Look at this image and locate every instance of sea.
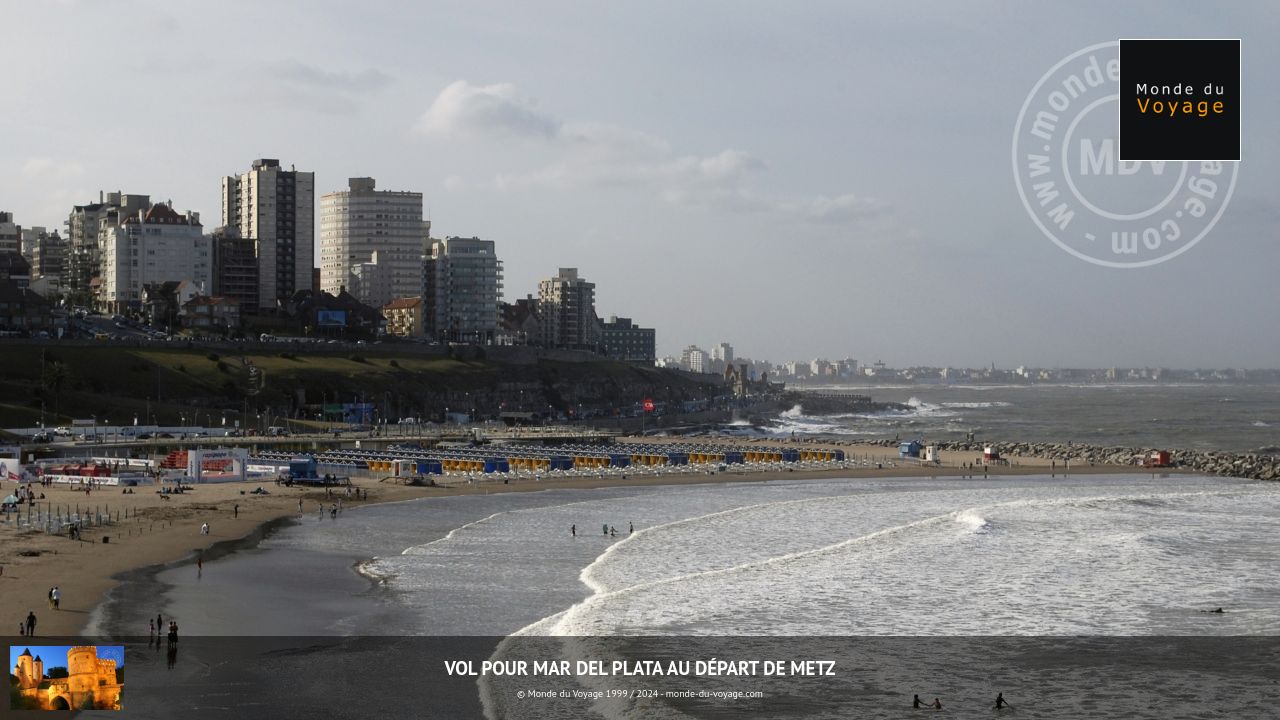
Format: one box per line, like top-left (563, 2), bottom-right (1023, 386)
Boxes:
top-left (92, 383), bottom-right (1280, 718)
top-left (751, 382), bottom-right (1280, 453)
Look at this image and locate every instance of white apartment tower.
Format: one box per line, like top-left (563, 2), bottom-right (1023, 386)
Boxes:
top-left (221, 159), bottom-right (315, 311)
top-left (99, 203), bottom-right (211, 313)
top-left (319, 177), bottom-right (427, 309)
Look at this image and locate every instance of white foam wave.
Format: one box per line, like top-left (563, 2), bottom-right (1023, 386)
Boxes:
top-left (954, 508), bottom-right (994, 533)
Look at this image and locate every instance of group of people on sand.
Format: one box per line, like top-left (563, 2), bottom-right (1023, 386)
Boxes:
top-left (913, 692), bottom-right (1011, 711)
top-left (150, 614), bottom-right (179, 644)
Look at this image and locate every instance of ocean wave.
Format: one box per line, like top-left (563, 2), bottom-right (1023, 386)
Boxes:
top-left (954, 509), bottom-right (994, 533)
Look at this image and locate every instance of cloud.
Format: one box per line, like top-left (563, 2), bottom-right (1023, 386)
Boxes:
top-left (421, 79), bottom-right (889, 227)
top-left (417, 80), bottom-right (560, 139)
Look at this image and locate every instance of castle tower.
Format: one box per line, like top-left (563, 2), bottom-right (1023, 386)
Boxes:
top-left (66, 646), bottom-right (98, 695)
top-left (15, 648), bottom-right (34, 688)
top-left (32, 655), bottom-right (43, 686)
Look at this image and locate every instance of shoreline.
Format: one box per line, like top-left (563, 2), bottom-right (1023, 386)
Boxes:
top-left (1, 438), bottom-right (1194, 638)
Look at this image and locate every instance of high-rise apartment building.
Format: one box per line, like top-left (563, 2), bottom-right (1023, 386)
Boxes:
top-left (319, 177), bottom-right (426, 309)
top-left (537, 267), bottom-right (598, 350)
top-left (221, 159), bottom-right (314, 312)
top-left (99, 203), bottom-right (211, 313)
top-left (66, 192), bottom-right (152, 297)
top-left (423, 236), bottom-right (503, 343)
top-left (24, 227), bottom-right (65, 283)
top-left (711, 342), bottom-right (734, 364)
top-left (210, 226), bottom-right (260, 311)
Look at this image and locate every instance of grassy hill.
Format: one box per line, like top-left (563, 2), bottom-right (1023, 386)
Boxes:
top-left (0, 342), bottom-right (718, 429)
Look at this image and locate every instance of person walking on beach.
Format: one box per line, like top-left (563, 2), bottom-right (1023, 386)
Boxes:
top-left (200, 522), bottom-right (209, 535)
top-left (234, 504), bottom-right (239, 518)
top-left (51, 586), bottom-right (60, 610)
top-left (47, 587), bottom-right (54, 609)
top-left (25, 611), bottom-right (35, 637)
top-left (298, 499), bottom-right (303, 513)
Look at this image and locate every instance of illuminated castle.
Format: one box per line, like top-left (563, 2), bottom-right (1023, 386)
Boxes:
top-left (12, 646), bottom-right (123, 711)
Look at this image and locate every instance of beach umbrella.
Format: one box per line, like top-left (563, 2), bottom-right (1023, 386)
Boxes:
top-left (2, 495), bottom-right (17, 504)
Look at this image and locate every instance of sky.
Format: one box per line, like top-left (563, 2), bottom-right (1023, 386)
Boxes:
top-left (2, 1), bottom-right (1277, 368)
top-left (9, 645), bottom-right (126, 672)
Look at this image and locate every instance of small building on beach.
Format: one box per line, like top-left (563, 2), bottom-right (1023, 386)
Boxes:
top-left (899, 440), bottom-right (922, 459)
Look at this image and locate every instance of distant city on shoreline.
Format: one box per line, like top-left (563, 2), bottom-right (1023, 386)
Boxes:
top-left (659, 342), bottom-right (1280, 385)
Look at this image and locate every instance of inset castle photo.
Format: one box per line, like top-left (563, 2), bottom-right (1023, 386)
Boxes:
top-left (10, 645), bottom-right (123, 711)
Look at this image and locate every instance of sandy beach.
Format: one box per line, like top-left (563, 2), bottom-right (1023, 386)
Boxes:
top-left (0, 437), bottom-right (1171, 637)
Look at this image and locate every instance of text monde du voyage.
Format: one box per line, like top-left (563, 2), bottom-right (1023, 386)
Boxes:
top-left (1134, 83), bottom-right (1228, 118)
top-left (444, 659), bottom-right (837, 677)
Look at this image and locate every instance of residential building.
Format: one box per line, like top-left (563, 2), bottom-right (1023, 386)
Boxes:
top-left (537, 267), bottom-right (598, 350)
top-left (66, 192), bottom-right (152, 297)
top-left (499, 296), bottom-right (542, 345)
top-left (210, 226), bottom-right (260, 312)
top-left (711, 342), bottom-right (734, 364)
top-left (688, 347), bottom-right (709, 373)
top-left (382, 296), bottom-right (425, 338)
top-left (423, 236), bottom-right (503, 343)
top-left (182, 296), bottom-right (241, 331)
top-left (285, 288), bottom-right (384, 338)
top-left (680, 344), bottom-right (710, 373)
top-left (600, 316), bottom-right (656, 362)
top-left (23, 227), bottom-right (65, 284)
top-left (0, 252), bottom-right (32, 289)
top-left (0, 279), bottom-right (50, 330)
top-left (221, 159), bottom-right (314, 312)
top-left (0, 212), bottom-right (20, 254)
top-left (319, 177), bottom-right (426, 309)
top-left (99, 203), bottom-right (211, 313)
top-left (141, 280), bottom-right (203, 329)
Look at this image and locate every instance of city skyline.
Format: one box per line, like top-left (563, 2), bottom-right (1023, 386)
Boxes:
top-left (2, 1), bottom-right (1278, 366)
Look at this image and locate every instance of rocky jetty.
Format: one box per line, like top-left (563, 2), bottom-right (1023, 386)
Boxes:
top-left (864, 439), bottom-right (1280, 482)
top-left (781, 391), bottom-right (907, 415)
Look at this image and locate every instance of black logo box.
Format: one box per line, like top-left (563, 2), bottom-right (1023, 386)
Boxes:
top-left (1119, 38), bottom-right (1241, 161)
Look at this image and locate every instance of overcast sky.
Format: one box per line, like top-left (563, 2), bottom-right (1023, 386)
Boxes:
top-left (3, 1), bottom-right (1276, 367)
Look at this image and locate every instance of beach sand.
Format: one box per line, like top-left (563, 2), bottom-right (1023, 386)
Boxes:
top-left (0, 437), bottom-right (1169, 637)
